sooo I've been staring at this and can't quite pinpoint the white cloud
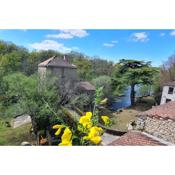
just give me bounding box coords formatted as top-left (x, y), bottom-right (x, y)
top-left (103, 40), bottom-right (118, 47)
top-left (62, 29), bottom-right (89, 38)
top-left (103, 43), bottom-right (115, 47)
top-left (30, 40), bottom-right (71, 53)
top-left (71, 46), bottom-right (79, 51)
top-left (170, 30), bottom-right (175, 36)
top-left (47, 29), bottom-right (89, 39)
top-left (111, 40), bottom-right (118, 43)
top-left (131, 32), bottom-right (149, 42)
top-left (47, 33), bottom-right (73, 39)
top-left (160, 32), bottom-right (165, 37)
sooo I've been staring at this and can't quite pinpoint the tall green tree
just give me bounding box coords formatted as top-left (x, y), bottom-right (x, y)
top-left (0, 50), bottom-right (29, 74)
top-left (72, 56), bottom-right (92, 80)
top-left (111, 63), bottom-right (127, 96)
top-left (113, 59), bottom-right (156, 106)
top-left (1, 72), bottom-right (62, 131)
top-left (91, 75), bottom-right (112, 99)
top-left (0, 40), bottom-right (26, 55)
top-left (91, 58), bottom-right (114, 77)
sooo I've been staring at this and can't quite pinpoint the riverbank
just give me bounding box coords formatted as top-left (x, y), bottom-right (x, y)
top-left (110, 96), bottom-right (155, 131)
top-left (0, 96), bottom-right (155, 145)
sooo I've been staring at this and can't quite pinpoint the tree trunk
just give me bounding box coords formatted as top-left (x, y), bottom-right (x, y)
top-left (130, 84), bottom-right (135, 106)
top-left (30, 115), bottom-right (38, 135)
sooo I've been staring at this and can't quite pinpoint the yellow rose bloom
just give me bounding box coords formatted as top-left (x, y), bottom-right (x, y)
top-left (101, 116), bottom-right (110, 125)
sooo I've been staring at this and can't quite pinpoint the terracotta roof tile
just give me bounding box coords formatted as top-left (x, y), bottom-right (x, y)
top-left (108, 131), bottom-right (166, 146)
top-left (38, 57), bottom-right (54, 66)
top-left (139, 101), bottom-right (175, 120)
top-left (38, 56), bottom-right (77, 69)
top-left (164, 81), bottom-right (175, 87)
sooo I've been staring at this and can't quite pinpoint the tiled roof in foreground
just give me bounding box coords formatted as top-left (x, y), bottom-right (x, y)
top-left (139, 101), bottom-right (175, 120)
top-left (108, 131), bottom-right (168, 146)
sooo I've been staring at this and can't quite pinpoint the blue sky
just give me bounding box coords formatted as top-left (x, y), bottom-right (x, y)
top-left (0, 29), bottom-right (175, 66)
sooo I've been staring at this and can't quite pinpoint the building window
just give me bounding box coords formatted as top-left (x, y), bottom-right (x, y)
top-left (166, 98), bottom-right (171, 103)
top-left (168, 87), bottom-right (174, 94)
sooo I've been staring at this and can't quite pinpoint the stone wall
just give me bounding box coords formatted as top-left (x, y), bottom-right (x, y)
top-left (38, 67), bottom-right (46, 80)
top-left (50, 67), bottom-right (77, 82)
top-left (136, 116), bottom-right (175, 144)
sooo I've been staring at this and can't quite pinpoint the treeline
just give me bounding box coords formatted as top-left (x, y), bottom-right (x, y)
top-left (160, 54), bottom-right (175, 85)
top-left (152, 54), bottom-right (175, 103)
top-left (1, 39), bottom-right (170, 114)
top-left (0, 40), bottom-right (116, 119)
top-left (0, 40), bottom-right (114, 79)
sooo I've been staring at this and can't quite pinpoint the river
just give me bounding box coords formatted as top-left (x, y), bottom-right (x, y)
top-left (109, 85), bottom-right (152, 111)
top-left (109, 88), bottom-right (131, 111)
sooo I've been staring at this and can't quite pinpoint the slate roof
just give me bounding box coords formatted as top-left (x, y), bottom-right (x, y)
top-left (108, 131), bottom-right (167, 146)
top-left (38, 56), bottom-right (77, 69)
top-left (139, 101), bottom-right (175, 121)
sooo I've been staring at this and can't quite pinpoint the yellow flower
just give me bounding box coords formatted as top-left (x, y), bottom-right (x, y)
top-left (52, 124), bottom-right (61, 129)
top-left (89, 136), bottom-right (102, 145)
top-left (59, 127), bottom-right (72, 146)
top-left (77, 123), bottom-right (87, 133)
top-left (61, 127), bottom-right (72, 141)
top-left (79, 112), bottom-right (93, 129)
top-left (52, 124), bottom-right (64, 136)
top-left (101, 116), bottom-right (110, 126)
top-left (89, 126), bottom-right (103, 137)
top-left (86, 112), bottom-right (92, 118)
top-left (83, 126), bottom-right (103, 145)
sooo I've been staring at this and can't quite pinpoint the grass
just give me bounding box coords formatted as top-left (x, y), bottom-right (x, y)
top-left (111, 109), bottom-right (138, 131)
top-left (133, 96), bottom-right (156, 111)
top-left (0, 96), bottom-right (156, 145)
top-left (110, 96), bottom-right (155, 131)
top-left (0, 121), bottom-right (33, 146)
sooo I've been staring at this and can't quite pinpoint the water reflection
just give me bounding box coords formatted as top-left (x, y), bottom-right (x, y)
top-left (110, 88), bottom-right (131, 111)
top-left (110, 85), bottom-right (152, 111)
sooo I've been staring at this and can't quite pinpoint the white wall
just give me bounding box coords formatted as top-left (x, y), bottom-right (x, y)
top-left (160, 86), bottom-right (175, 104)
